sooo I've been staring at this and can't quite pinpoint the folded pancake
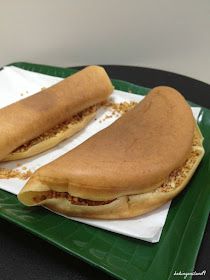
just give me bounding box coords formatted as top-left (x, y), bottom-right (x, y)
top-left (1, 66), bottom-right (113, 161)
top-left (18, 86), bottom-right (205, 219)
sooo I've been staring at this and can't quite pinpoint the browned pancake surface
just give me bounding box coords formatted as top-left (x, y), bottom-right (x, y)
top-left (33, 86), bottom-right (195, 200)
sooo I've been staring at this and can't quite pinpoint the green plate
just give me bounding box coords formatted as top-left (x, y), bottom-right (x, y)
top-left (1, 62), bottom-right (210, 280)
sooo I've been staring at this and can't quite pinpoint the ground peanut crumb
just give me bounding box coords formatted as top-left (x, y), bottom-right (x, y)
top-left (0, 168), bottom-right (33, 180)
top-left (20, 91), bottom-right (29, 97)
top-left (155, 129), bottom-right (203, 193)
top-left (105, 101), bottom-right (137, 114)
top-left (100, 101), bottom-right (138, 122)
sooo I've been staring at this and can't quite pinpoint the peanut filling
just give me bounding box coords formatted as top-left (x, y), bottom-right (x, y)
top-left (155, 148), bottom-right (202, 193)
top-left (155, 127), bottom-right (203, 193)
top-left (13, 104), bottom-right (101, 153)
top-left (33, 128), bottom-right (203, 206)
top-left (33, 191), bottom-right (114, 206)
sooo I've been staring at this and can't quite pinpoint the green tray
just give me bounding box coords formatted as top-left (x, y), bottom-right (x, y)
top-left (1, 62), bottom-right (210, 280)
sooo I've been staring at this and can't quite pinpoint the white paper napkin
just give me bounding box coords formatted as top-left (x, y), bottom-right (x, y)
top-left (0, 66), bottom-right (201, 243)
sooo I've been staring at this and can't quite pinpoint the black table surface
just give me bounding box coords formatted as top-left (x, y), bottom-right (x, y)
top-left (0, 65), bottom-right (209, 280)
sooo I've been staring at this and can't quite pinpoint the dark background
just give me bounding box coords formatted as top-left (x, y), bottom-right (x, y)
top-left (0, 65), bottom-right (209, 280)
